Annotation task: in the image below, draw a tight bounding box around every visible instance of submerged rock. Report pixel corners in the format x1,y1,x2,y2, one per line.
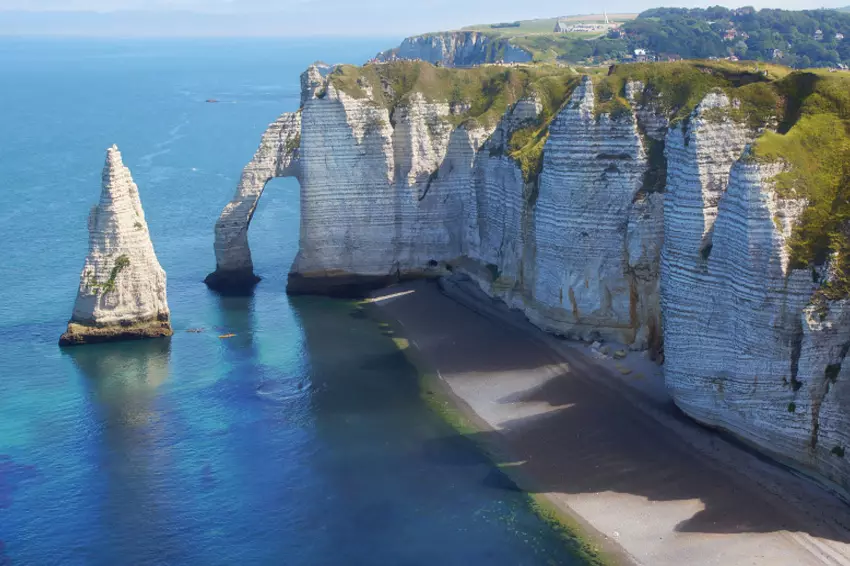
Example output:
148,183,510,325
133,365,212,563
60,145,172,346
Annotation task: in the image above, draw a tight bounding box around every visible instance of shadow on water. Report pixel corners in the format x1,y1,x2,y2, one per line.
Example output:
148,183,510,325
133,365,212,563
64,338,172,405
381,284,850,546
62,338,189,564
276,296,578,566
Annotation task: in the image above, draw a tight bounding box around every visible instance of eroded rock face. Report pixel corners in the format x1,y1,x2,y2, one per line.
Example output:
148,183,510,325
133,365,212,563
206,111,301,293
210,66,849,494
661,97,850,494
375,32,533,67
461,78,665,350
60,145,171,346
210,65,489,296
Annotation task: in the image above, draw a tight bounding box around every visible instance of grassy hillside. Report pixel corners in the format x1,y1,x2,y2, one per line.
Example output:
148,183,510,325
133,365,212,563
328,61,580,130
460,13,637,38
408,8,850,67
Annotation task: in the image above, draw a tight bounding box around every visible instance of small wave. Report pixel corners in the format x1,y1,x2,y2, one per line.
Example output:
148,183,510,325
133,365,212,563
255,380,308,403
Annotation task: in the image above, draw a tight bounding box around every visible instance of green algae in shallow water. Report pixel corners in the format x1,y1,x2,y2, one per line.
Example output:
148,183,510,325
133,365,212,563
373,316,613,566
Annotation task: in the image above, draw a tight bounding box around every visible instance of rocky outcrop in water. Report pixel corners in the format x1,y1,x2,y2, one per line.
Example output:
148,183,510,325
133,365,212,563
206,112,302,293
210,61,850,496
375,32,533,67
60,145,171,346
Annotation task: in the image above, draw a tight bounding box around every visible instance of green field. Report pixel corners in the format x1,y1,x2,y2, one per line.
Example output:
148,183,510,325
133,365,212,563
459,13,637,37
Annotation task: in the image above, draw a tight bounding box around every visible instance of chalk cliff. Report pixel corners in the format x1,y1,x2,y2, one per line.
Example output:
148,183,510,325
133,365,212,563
375,32,533,67
60,145,171,346
662,92,850,495
206,112,302,292
210,61,850,496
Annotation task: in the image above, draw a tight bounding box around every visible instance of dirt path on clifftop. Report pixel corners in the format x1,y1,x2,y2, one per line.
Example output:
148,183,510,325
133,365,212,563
369,279,850,566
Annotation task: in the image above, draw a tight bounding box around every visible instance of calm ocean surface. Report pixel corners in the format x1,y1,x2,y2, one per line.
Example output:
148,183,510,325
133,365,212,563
0,38,585,565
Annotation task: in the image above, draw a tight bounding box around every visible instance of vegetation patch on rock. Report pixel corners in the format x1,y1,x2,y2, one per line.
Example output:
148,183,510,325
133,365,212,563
87,254,131,294
328,61,579,130
751,70,850,297
507,75,583,185
593,60,787,125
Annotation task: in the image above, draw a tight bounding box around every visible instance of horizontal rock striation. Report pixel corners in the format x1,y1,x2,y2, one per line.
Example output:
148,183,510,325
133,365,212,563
662,95,850,495
460,77,665,351
211,61,850,495
206,111,302,293
375,32,533,67
61,145,171,346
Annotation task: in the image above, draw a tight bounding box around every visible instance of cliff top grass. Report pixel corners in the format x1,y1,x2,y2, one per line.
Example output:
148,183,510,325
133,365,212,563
592,59,791,126
330,60,850,295
328,61,579,129
750,71,850,296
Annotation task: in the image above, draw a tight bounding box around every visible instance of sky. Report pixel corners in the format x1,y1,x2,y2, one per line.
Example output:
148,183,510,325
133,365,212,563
0,0,847,36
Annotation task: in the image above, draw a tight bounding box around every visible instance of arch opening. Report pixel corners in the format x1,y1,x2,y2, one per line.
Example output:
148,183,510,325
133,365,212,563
205,111,301,295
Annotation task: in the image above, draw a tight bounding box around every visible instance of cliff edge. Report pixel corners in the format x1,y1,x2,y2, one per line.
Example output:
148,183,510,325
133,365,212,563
60,145,172,346
210,60,850,496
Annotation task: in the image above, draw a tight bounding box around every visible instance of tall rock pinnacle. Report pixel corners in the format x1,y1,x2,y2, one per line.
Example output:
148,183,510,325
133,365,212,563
59,145,172,346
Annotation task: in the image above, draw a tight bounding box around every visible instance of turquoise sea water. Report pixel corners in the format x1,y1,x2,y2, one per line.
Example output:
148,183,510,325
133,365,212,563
0,39,585,565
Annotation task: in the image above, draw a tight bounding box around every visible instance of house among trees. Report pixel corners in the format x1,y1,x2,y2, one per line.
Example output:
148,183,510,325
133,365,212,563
837,33,846,41
815,29,824,40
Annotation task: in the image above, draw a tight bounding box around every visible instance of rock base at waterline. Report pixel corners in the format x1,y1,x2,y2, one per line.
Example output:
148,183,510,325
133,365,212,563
204,269,262,295
59,319,173,347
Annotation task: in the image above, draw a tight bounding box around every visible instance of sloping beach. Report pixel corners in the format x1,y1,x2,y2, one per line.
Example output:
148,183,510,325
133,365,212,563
370,277,850,566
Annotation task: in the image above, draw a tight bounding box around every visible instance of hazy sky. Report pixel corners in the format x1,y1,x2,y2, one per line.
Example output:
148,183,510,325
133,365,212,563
1,0,847,36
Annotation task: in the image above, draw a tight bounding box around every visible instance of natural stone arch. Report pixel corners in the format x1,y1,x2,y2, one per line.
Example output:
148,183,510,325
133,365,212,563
205,111,301,293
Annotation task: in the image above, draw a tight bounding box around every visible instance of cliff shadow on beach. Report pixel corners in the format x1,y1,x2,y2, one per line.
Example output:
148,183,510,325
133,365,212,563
379,281,850,546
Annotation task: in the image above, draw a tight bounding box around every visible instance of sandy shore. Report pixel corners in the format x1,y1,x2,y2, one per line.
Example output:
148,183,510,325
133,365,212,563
368,277,850,566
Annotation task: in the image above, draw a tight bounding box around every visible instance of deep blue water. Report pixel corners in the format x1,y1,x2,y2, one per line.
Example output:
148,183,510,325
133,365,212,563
0,38,584,565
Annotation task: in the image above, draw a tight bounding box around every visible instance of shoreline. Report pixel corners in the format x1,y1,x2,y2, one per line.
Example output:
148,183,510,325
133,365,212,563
364,278,850,566
377,321,627,565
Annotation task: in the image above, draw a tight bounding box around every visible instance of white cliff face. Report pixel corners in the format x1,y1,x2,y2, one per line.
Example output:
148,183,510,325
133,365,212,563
208,111,301,289
376,32,533,67
528,78,652,344
462,78,665,350
291,82,488,293
661,97,850,493
464,96,542,293
61,145,171,345
208,65,490,294
210,64,849,495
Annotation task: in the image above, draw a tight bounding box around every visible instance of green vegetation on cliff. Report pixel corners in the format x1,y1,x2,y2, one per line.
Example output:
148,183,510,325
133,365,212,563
507,75,582,185
594,60,788,126
751,71,850,297
329,61,579,130
331,60,850,296
86,254,131,294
